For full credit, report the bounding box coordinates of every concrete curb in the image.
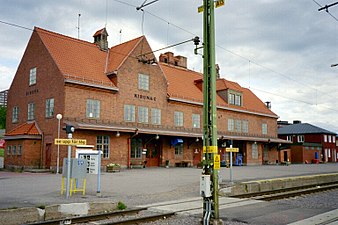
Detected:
[0,202,117,225]
[220,173,338,196]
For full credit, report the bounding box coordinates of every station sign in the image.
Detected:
[225,147,239,152]
[198,0,225,13]
[55,139,87,146]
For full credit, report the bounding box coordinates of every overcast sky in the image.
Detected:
[1,0,338,133]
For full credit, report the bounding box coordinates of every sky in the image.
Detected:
[0,0,338,133]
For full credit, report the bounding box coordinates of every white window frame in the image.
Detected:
[333,136,336,143]
[235,120,242,133]
[242,120,249,133]
[228,93,235,105]
[174,111,184,127]
[124,105,135,122]
[252,143,258,159]
[17,145,22,156]
[27,102,35,121]
[151,108,161,125]
[297,135,304,143]
[262,123,268,135]
[138,73,149,91]
[45,98,54,118]
[175,143,184,156]
[29,67,37,86]
[328,135,332,143]
[228,118,234,132]
[324,135,327,142]
[192,114,200,128]
[12,106,19,123]
[287,135,292,142]
[235,95,241,106]
[7,146,11,155]
[138,106,149,124]
[86,99,100,119]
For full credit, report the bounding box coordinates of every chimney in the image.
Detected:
[93,28,109,51]
[159,52,187,68]
[293,120,301,124]
[265,101,271,109]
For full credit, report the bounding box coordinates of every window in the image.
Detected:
[287,136,292,142]
[235,95,241,106]
[174,111,184,127]
[228,93,235,105]
[12,106,19,123]
[262,123,268,135]
[242,120,249,133]
[12,146,16,155]
[96,136,109,158]
[328,135,332,143]
[175,143,184,156]
[138,106,149,123]
[333,136,336,143]
[228,91,242,106]
[124,105,135,122]
[86,99,100,118]
[228,119,234,132]
[17,145,22,156]
[27,103,35,120]
[7,146,11,155]
[297,135,304,143]
[131,138,142,159]
[45,98,54,118]
[29,67,37,85]
[192,114,200,128]
[235,120,241,133]
[138,73,149,91]
[324,135,327,142]
[252,143,258,159]
[151,108,161,125]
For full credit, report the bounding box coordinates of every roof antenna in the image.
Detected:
[119,29,122,44]
[76,13,81,39]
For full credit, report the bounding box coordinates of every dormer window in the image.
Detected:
[228,90,242,106]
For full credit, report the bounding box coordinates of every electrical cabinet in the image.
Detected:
[200,175,212,197]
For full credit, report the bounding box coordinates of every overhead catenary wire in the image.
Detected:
[1,1,338,114]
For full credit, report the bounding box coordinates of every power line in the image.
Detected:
[313,0,338,22]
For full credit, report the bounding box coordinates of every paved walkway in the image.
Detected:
[0,164,337,209]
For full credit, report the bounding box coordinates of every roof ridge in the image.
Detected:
[34,26,96,48]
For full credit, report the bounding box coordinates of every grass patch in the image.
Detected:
[116,201,127,210]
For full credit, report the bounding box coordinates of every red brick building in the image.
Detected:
[5,27,288,170]
[278,121,337,163]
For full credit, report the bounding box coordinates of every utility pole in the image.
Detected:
[198,0,224,224]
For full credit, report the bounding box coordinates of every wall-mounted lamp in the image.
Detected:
[155,134,159,140]
[196,137,199,142]
[254,141,257,145]
[116,131,120,137]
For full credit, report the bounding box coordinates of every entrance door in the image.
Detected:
[146,143,160,167]
[283,151,288,162]
[45,144,52,169]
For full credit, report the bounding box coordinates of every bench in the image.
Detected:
[175,161,191,167]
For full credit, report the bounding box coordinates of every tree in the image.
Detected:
[0,106,6,129]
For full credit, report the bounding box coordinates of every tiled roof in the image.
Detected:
[6,122,41,136]
[161,63,277,117]
[35,27,141,87]
[278,123,336,135]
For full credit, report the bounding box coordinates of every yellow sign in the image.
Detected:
[203,146,218,153]
[54,139,87,146]
[214,154,220,170]
[226,147,239,152]
[215,0,225,8]
[198,0,225,13]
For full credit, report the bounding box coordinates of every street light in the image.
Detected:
[56,113,62,174]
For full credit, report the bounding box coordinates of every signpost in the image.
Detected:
[226,146,239,183]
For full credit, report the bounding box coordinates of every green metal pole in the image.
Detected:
[202,0,219,221]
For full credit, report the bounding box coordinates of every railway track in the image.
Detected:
[230,181,338,201]
[24,207,175,225]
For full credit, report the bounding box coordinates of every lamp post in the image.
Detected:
[56,114,62,174]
